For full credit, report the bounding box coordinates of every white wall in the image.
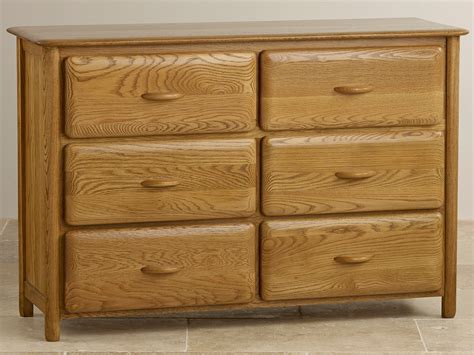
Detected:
[1,0,473,219]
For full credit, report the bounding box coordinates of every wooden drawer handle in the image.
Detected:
[335,171,376,180]
[141,265,182,275]
[334,85,374,95]
[334,255,373,264]
[141,179,179,188]
[141,92,184,101]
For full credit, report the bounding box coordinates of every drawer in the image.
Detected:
[65,52,257,138]
[261,213,443,301]
[262,130,444,216]
[65,223,256,312]
[65,139,256,225]
[261,46,444,131]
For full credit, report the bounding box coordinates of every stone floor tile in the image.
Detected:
[458,264,474,289]
[187,317,425,352]
[458,237,474,265]
[416,319,474,352]
[0,316,187,352]
[458,220,474,240]
[0,241,18,263]
[0,219,18,241]
[0,218,9,236]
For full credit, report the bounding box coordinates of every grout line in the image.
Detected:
[414,319,428,352]
[0,219,10,236]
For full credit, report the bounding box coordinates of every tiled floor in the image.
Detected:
[0,219,473,354]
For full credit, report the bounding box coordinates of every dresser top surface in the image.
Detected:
[7,18,468,47]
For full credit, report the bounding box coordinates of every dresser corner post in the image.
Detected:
[442,35,460,319]
[16,37,34,318]
[43,45,62,341]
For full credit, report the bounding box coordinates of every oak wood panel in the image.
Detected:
[261,213,444,301]
[57,37,446,59]
[64,223,256,312]
[65,53,256,138]
[21,41,62,341]
[261,46,445,130]
[443,37,460,318]
[262,130,445,216]
[63,290,442,319]
[16,38,34,317]
[65,139,257,225]
[7,18,468,46]
[23,48,48,295]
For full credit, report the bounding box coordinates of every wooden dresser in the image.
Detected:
[7,18,468,341]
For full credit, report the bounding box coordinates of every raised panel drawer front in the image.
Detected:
[261,46,445,130]
[261,213,443,301]
[262,130,444,216]
[65,223,256,312]
[65,139,256,225]
[65,52,257,138]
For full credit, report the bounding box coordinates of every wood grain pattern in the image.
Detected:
[6,18,468,46]
[16,38,34,318]
[65,139,257,225]
[8,20,466,341]
[64,223,256,312]
[443,36,460,318]
[261,46,445,131]
[262,130,445,216]
[21,41,62,341]
[65,53,257,138]
[261,213,444,301]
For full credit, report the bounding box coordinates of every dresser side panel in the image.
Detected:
[21,42,62,319]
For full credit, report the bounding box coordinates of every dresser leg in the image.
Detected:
[442,293,456,318]
[19,296,34,317]
[45,315,61,341]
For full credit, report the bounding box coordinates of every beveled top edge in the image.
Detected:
[7,18,469,47]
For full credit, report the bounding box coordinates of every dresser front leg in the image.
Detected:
[45,314,61,341]
[442,292,456,318]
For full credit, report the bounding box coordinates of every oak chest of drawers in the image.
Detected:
[8,18,468,341]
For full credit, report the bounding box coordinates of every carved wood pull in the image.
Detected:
[141,92,184,101]
[334,85,374,95]
[141,179,180,188]
[140,265,182,275]
[335,171,377,180]
[334,255,373,264]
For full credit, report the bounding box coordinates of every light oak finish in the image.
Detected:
[261,213,444,301]
[442,37,460,318]
[65,53,257,138]
[8,19,467,341]
[64,223,256,312]
[262,130,445,216]
[261,46,445,131]
[7,18,467,46]
[64,139,257,225]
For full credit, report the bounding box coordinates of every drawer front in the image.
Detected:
[65,223,256,312]
[261,46,444,131]
[65,139,256,225]
[65,53,257,138]
[261,213,443,301]
[262,130,444,216]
